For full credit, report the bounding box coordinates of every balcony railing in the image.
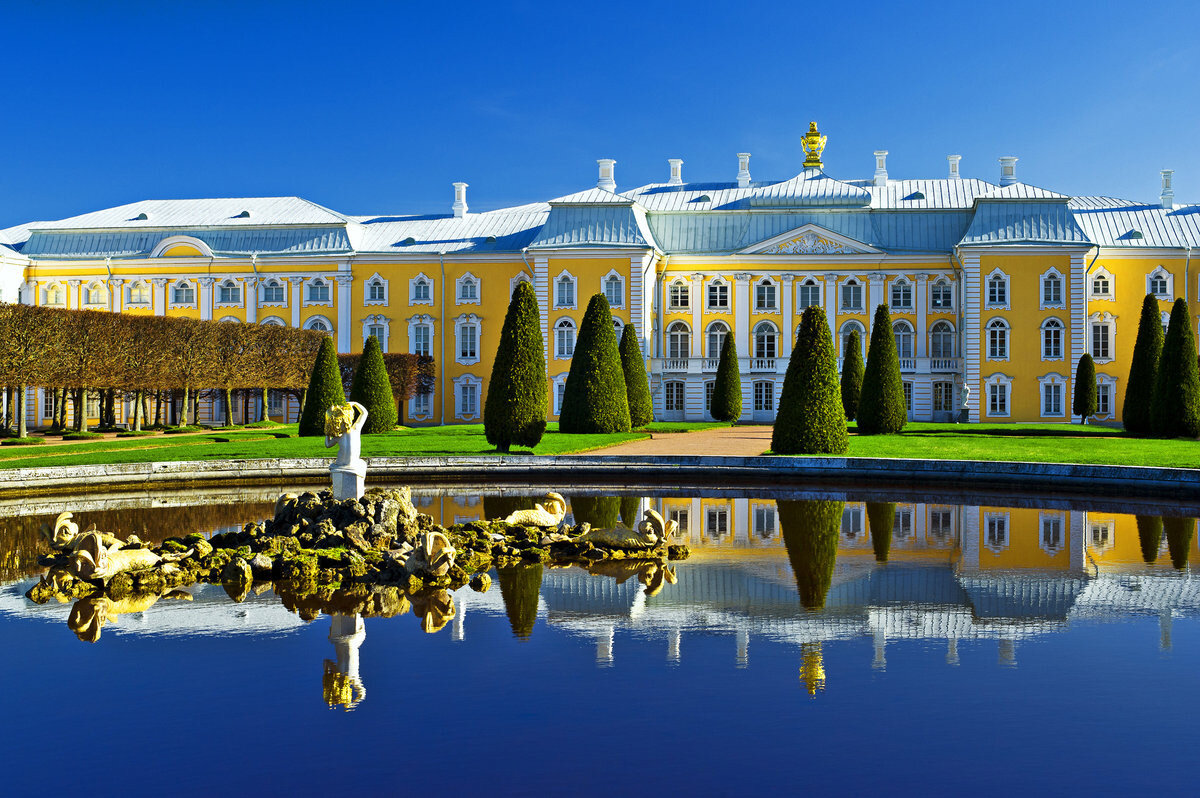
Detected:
[837,356,963,374]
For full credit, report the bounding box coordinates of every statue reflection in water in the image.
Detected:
[779,499,843,696]
[324,613,366,711]
[67,590,193,643]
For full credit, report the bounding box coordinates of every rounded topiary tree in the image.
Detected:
[867,502,895,563]
[1136,515,1163,564]
[497,564,544,640]
[619,324,654,429]
[484,281,547,452]
[559,294,631,434]
[349,335,397,433]
[841,329,864,421]
[778,499,844,610]
[1073,353,1097,424]
[772,306,847,455]
[298,335,346,437]
[857,304,907,435]
[710,333,742,423]
[1124,294,1164,434]
[1151,298,1200,439]
[1164,516,1196,571]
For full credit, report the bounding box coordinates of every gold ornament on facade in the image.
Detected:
[801,121,827,170]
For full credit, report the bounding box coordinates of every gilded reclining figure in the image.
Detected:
[574,508,679,550]
[503,493,567,527]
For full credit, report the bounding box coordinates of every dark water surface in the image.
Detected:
[1,485,1198,796]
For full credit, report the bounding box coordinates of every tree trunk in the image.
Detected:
[16,386,27,438]
[261,388,269,422]
[78,389,89,433]
[224,388,234,427]
[58,389,68,430]
[181,387,190,427]
[192,391,199,426]
[153,390,162,427]
[132,390,143,431]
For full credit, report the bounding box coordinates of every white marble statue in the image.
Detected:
[325,401,369,500]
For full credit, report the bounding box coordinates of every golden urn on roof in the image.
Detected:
[801,121,827,170]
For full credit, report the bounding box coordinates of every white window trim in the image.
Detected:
[1039,316,1066,362]
[170,279,197,308]
[407,314,435,357]
[408,389,433,422]
[362,314,391,351]
[1147,266,1174,300]
[929,320,956,358]
[750,501,779,539]
[665,321,692,360]
[838,277,865,313]
[892,320,915,359]
[509,271,533,299]
[1038,372,1068,418]
[984,268,1011,311]
[553,270,578,310]
[452,374,483,421]
[986,317,1011,362]
[753,321,779,358]
[752,276,779,314]
[304,277,334,307]
[259,278,287,307]
[668,279,691,310]
[984,511,1010,554]
[838,320,867,359]
[553,316,576,360]
[705,277,732,314]
[303,314,334,333]
[551,373,568,416]
[1088,519,1116,554]
[1038,511,1066,556]
[704,320,731,359]
[215,279,243,308]
[929,278,955,312]
[410,272,434,306]
[984,373,1013,418]
[455,313,482,365]
[1089,311,1116,364]
[796,278,822,310]
[364,272,389,307]
[1090,266,1115,301]
[1095,373,1118,420]
[889,277,914,312]
[601,269,626,309]
[42,281,66,306]
[125,279,152,306]
[455,272,481,306]
[260,315,287,327]
[83,279,106,307]
[1038,267,1066,310]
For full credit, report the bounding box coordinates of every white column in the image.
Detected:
[869,272,885,318]
[733,497,748,543]
[780,274,795,358]
[960,506,980,571]
[244,277,258,323]
[734,273,751,357]
[960,252,981,422]
[630,255,645,352]
[152,278,168,316]
[108,278,124,313]
[824,274,838,339]
[198,277,215,321]
[915,273,929,357]
[335,274,354,353]
[1070,250,1087,372]
[1069,510,1086,573]
[289,276,304,327]
[534,256,549,362]
[68,279,81,309]
[690,273,703,358]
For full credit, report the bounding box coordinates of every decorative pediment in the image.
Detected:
[740,224,880,256]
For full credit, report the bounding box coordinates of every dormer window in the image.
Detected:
[307,278,330,303]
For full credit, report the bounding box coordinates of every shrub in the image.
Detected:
[1164,516,1196,570]
[867,502,895,563]
[61,431,103,440]
[1073,354,1097,422]
[710,333,742,423]
[163,425,204,435]
[1151,298,1200,438]
[620,324,654,428]
[840,329,864,421]
[772,306,847,454]
[1136,515,1163,564]
[778,499,844,610]
[497,564,543,640]
[484,281,546,452]
[349,335,398,434]
[559,294,631,434]
[299,336,346,437]
[1123,294,1163,434]
[857,304,907,435]
[570,495,620,528]
[1,437,46,446]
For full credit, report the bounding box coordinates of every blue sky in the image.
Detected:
[2,0,1197,227]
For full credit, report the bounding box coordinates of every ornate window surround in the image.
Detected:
[1147,265,1173,299]
[259,277,287,307]
[602,269,625,309]
[452,373,483,421]
[125,279,152,306]
[1090,266,1115,300]
[553,270,577,310]
[889,276,914,312]
[364,272,389,306]
[304,277,334,307]
[984,268,1011,310]
[1038,267,1066,310]
[409,273,434,306]
[986,317,1011,362]
[170,279,196,308]
[705,276,731,314]
[1039,316,1066,362]
[407,313,435,357]
[362,313,390,351]
[455,313,482,365]
[456,272,481,306]
[303,314,334,333]
[1038,372,1068,418]
[984,373,1013,419]
[554,316,576,360]
[215,278,242,308]
[1089,311,1116,364]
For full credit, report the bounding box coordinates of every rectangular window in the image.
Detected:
[219,283,240,304]
[460,279,478,302]
[368,282,386,302]
[263,282,285,303]
[308,281,330,302]
[668,508,690,533]
[86,394,100,418]
[173,285,195,305]
[1043,383,1062,416]
[268,391,283,416]
[413,392,431,416]
[987,278,1006,306]
[893,508,913,540]
[988,326,1008,359]
[412,325,431,356]
[665,382,685,412]
[797,283,820,308]
[929,509,953,541]
[841,282,863,311]
[460,384,478,416]
[413,280,431,302]
[755,282,776,311]
[753,506,775,537]
[42,391,55,417]
[127,283,150,304]
[1092,324,1111,360]
[841,507,863,538]
[704,381,715,412]
[459,325,477,360]
[989,383,1008,415]
[707,282,729,309]
[1043,277,1062,305]
[554,382,566,415]
[890,282,912,310]
[754,381,774,411]
[367,325,386,351]
[705,508,729,537]
[604,276,623,308]
[931,283,952,309]
[1092,275,1110,297]
[1097,383,1111,416]
[902,382,913,415]
[986,514,1008,550]
[556,279,574,307]
[933,381,954,412]
[669,282,690,309]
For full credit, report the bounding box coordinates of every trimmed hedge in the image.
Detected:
[299,336,347,437]
[1136,515,1163,564]
[1073,354,1097,422]
[349,335,398,434]
[497,564,543,640]
[840,329,864,421]
[1,436,46,446]
[559,294,631,434]
[778,499,844,610]
[61,431,103,440]
[1164,516,1196,570]
[484,281,547,452]
[620,324,654,428]
[772,306,848,454]
[710,333,742,423]
[1123,294,1163,434]
[857,304,907,435]
[867,502,895,563]
[1151,298,1200,438]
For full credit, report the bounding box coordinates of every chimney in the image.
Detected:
[667,158,683,185]
[998,156,1018,187]
[1161,169,1176,210]
[737,153,751,188]
[452,182,468,217]
[948,154,962,180]
[597,159,617,192]
[873,150,888,186]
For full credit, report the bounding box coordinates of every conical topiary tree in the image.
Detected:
[569,495,621,528]
[772,306,848,455]
[779,499,844,611]
[497,564,544,640]
[1124,294,1164,434]
[619,324,653,428]
[1137,515,1163,564]
[484,281,547,452]
[299,335,346,437]
[1073,353,1097,423]
[1164,516,1196,571]
[349,335,397,433]
[857,304,907,435]
[619,495,642,527]
[867,502,895,563]
[841,329,864,421]
[559,294,631,434]
[710,333,742,423]
[1151,298,1200,439]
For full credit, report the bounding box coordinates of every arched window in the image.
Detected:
[45,283,65,305]
[218,279,241,304]
[840,278,863,311]
[305,316,332,333]
[754,322,777,359]
[367,277,387,303]
[986,272,1008,307]
[840,321,865,359]
[1091,272,1111,297]
[411,275,432,304]
[458,275,479,303]
[1041,318,1063,360]
[1041,271,1063,307]
[668,280,690,309]
[126,281,150,305]
[666,322,690,359]
[797,278,820,308]
[754,278,777,311]
[930,321,955,358]
[555,274,575,308]
[555,318,576,359]
[612,318,624,337]
[84,281,105,305]
[1148,267,1171,298]
[987,318,1009,359]
[892,320,914,359]
[706,321,729,358]
[603,273,624,308]
[260,316,286,326]
[172,280,195,305]
[890,279,913,310]
[706,278,729,310]
[261,279,285,303]
[307,278,330,303]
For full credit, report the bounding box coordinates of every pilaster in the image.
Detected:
[690,273,703,357]
[734,273,751,356]
[289,276,305,328]
[67,279,81,309]
[868,272,885,320]
[335,275,354,353]
[198,277,215,321]
[960,252,981,422]
[151,278,168,317]
[823,274,838,337]
[107,278,124,313]
[915,273,929,357]
[244,277,258,323]
[780,274,795,358]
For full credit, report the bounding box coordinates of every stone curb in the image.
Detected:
[1,455,1197,499]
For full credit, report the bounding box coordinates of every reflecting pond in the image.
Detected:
[2,484,1198,796]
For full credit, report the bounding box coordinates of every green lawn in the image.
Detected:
[0,422,719,470]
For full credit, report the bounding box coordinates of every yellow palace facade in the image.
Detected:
[2,123,1197,427]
